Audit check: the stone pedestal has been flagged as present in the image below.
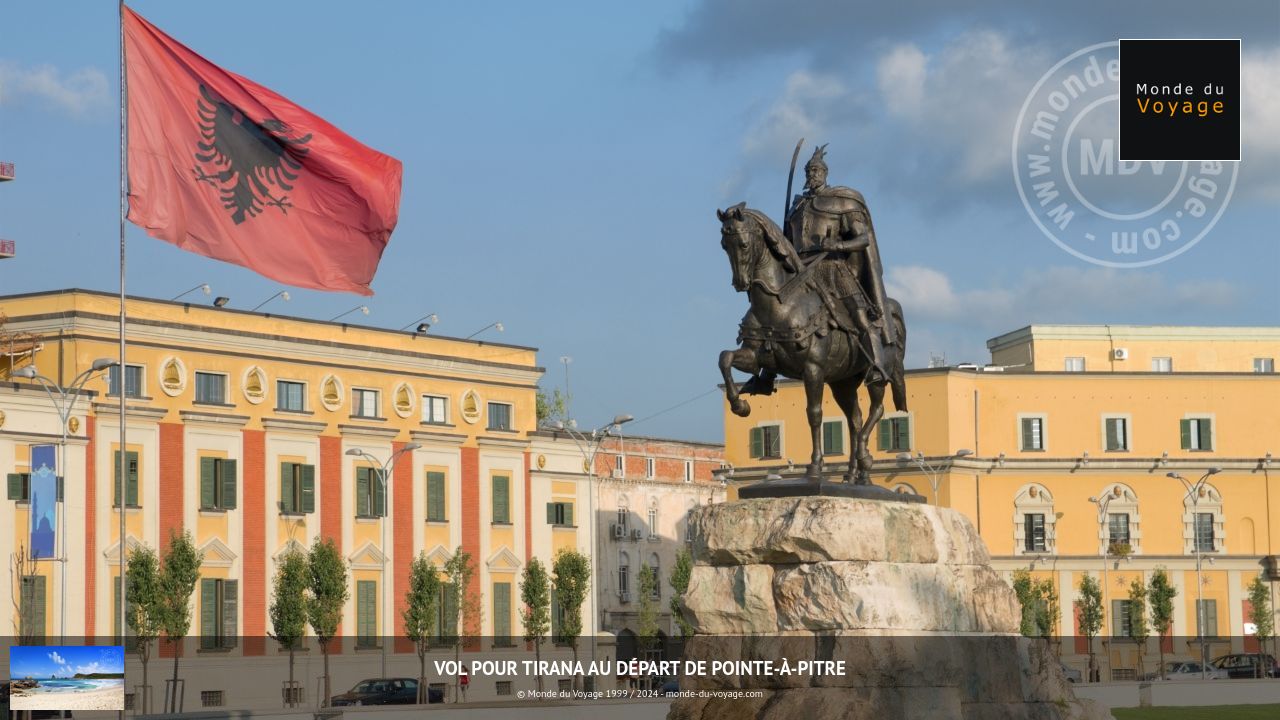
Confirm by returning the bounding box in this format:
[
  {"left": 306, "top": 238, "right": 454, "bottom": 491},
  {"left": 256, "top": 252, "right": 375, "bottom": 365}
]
[{"left": 668, "top": 497, "right": 1112, "bottom": 720}]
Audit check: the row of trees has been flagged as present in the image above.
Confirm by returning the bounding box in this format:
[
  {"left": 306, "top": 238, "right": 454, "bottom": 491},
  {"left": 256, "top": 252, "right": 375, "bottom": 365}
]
[
  {"left": 122, "top": 530, "right": 203, "bottom": 714},
  {"left": 1015, "top": 568, "right": 1275, "bottom": 682}
]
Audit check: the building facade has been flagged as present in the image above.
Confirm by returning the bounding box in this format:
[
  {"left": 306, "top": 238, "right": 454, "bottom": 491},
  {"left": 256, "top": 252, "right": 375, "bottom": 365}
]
[{"left": 724, "top": 325, "right": 1280, "bottom": 680}]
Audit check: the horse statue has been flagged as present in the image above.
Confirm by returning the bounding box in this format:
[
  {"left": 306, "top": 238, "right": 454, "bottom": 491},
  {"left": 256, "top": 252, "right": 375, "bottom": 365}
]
[{"left": 716, "top": 202, "right": 907, "bottom": 486}]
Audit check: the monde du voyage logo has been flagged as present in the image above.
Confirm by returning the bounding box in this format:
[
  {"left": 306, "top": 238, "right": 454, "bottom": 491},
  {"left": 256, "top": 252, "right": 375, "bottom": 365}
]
[{"left": 1012, "top": 41, "right": 1240, "bottom": 268}]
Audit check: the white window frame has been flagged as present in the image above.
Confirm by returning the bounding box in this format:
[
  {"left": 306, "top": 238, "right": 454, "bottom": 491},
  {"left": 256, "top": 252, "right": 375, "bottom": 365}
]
[
  {"left": 1017, "top": 413, "right": 1047, "bottom": 452},
  {"left": 1183, "top": 414, "right": 1216, "bottom": 452},
  {"left": 684, "top": 460, "right": 693, "bottom": 483},
  {"left": 647, "top": 507, "right": 658, "bottom": 539},
  {"left": 645, "top": 457, "right": 655, "bottom": 478},
  {"left": 1064, "top": 357, "right": 1086, "bottom": 372},
  {"left": 1101, "top": 414, "right": 1132, "bottom": 452},
  {"left": 753, "top": 423, "right": 783, "bottom": 459},
  {"left": 880, "top": 412, "right": 913, "bottom": 453},
  {"left": 193, "top": 371, "right": 228, "bottom": 404},
  {"left": 276, "top": 379, "right": 307, "bottom": 412},
  {"left": 108, "top": 363, "right": 146, "bottom": 398},
  {"left": 352, "top": 387, "right": 380, "bottom": 418},
  {"left": 1254, "top": 357, "right": 1274, "bottom": 373},
  {"left": 421, "top": 394, "right": 449, "bottom": 424},
  {"left": 487, "top": 401, "right": 513, "bottom": 431},
  {"left": 1151, "top": 356, "right": 1172, "bottom": 373},
  {"left": 1013, "top": 483, "right": 1056, "bottom": 556}
]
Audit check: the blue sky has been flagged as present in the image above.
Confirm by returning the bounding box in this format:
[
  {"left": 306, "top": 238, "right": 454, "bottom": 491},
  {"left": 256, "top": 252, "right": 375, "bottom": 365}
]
[
  {"left": 0, "top": 1, "right": 1276, "bottom": 442},
  {"left": 10, "top": 645, "right": 124, "bottom": 679}
]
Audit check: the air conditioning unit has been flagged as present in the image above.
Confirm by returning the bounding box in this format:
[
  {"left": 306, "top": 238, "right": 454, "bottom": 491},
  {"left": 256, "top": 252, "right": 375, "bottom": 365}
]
[
  {"left": 619, "top": 590, "right": 631, "bottom": 603},
  {"left": 631, "top": 529, "right": 643, "bottom": 541},
  {"left": 1112, "top": 348, "right": 1129, "bottom": 360},
  {"left": 1264, "top": 555, "right": 1280, "bottom": 581},
  {"left": 612, "top": 524, "right": 625, "bottom": 540},
  {"left": 612, "top": 469, "right": 626, "bottom": 479}
]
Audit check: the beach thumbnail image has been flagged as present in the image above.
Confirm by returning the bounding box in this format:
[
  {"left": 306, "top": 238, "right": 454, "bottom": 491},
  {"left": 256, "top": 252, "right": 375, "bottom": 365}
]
[{"left": 8, "top": 646, "right": 125, "bottom": 711}]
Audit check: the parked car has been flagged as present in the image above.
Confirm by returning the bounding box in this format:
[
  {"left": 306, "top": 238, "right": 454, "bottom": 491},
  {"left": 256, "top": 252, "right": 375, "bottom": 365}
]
[
  {"left": 1058, "top": 662, "right": 1082, "bottom": 683},
  {"left": 659, "top": 676, "right": 681, "bottom": 695},
  {"left": 329, "top": 678, "right": 442, "bottom": 706},
  {"left": 1143, "top": 661, "right": 1229, "bottom": 681},
  {"left": 1211, "top": 653, "right": 1280, "bottom": 679}
]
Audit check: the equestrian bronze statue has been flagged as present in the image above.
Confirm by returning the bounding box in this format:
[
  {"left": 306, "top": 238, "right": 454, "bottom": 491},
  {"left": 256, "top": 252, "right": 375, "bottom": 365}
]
[{"left": 718, "top": 144, "right": 910, "bottom": 496}]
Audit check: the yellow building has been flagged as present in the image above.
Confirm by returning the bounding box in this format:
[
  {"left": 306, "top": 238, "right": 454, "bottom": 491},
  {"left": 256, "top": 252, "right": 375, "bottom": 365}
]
[
  {"left": 0, "top": 288, "right": 599, "bottom": 704},
  {"left": 724, "top": 325, "right": 1280, "bottom": 679}
]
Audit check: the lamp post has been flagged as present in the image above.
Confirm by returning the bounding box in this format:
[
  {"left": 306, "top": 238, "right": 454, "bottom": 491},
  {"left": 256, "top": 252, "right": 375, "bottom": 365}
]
[
  {"left": 250, "top": 290, "right": 290, "bottom": 312},
  {"left": 895, "top": 449, "right": 973, "bottom": 504},
  {"left": 465, "top": 322, "right": 503, "bottom": 340},
  {"left": 541, "top": 413, "right": 633, "bottom": 689},
  {"left": 1167, "top": 467, "right": 1222, "bottom": 678},
  {"left": 170, "top": 283, "right": 210, "bottom": 302},
  {"left": 345, "top": 442, "right": 422, "bottom": 677},
  {"left": 1088, "top": 493, "right": 1115, "bottom": 683},
  {"left": 14, "top": 358, "right": 117, "bottom": 644}
]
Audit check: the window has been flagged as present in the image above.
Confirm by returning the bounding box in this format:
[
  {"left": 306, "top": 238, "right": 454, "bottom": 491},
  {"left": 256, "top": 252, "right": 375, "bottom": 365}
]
[
  {"left": 199, "top": 457, "right": 238, "bottom": 511},
  {"left": 684, "top": 460, "right": 693, "bottom": 482},
  {"left": 645, "top": 457, "right": 655, "bottom": 478},
  {"left": 1255, "top": 358, "right": 1274, "bottom": 373},
  {"left": 7, "top": 472, "right": 31, "bottom": 502},
  {"left": 648, "top": 507, "right": 658, "bottom": 539},
  {"left": 279, "top": 462, "right": 316, "bottom": 514},
  {"left": 558, "top": 679, "right": 572, "bottom": 692},
  {"left": 194, "top": 372, "right": 226, "bottom": 403},
  {"left": 618, "top": 564, "right": 630, "bottom": 599},
  {"left": 1104, "top": 417, "right": 1129, "bottom": 451},
  {"left": 200, "top": 691, "right": 225, "bottom": 707},
  {"left": 352, "top": 389, "right": 379, "bottom": 418},
  {"left": 822, "top": 420, "right": 844, "bottom": 455},
  {"left": 355, "top": 466, "right": 385, "bottom": 519},
  {"left": 107, "top": 364, "right": 143, "bottom": 398},
  {"left": 426, "top": 471, "right": 446, "bottom": 522},
  {"left": 487, "top": 402, "right": 512, "bottom": 431},
  {"left": 616, "top": 507, "right": 629, "bottom": 534},
  {"left": 1196, "top": 599, "right": 1218, "bottom": 637},
  {"left": 493, "top": 582, "right": 512, "bottom": 646},
  {"left": 1194, "top": 513, "right": 1215, "bottom": 552},
  {"left": 1108, "top": 513, "right": 1131, "bottom": 547},
  {"left": 199, "top": 578, "right": 237, "bottom": 649},
  {"left": 551, "top": 584, "right": 571, "bottom": 644},
  {"left": 1064, "top": 357, "right": 1085, "bottom": 372},
  {"left": 492, "top": 475, "right": 510, "bottom": 523},
  {"left": 1151, "top": 357, "right": 1172, "bottom": 373},
  {"left": 435, "top": 583, "right": 458, "bottom": 646},
  {"left": 649, "top": 559, "right": 661, "bottom": 600},
  {"left": 1020, "top": 417, "right": 1045, "bottom": 451},
  {"left": 1180, "top": 418, "right": 1213, "bottom": 451},
  {"left": 1111, "top": 599, "right": 1132, "bottom": 637},
  {"left": 749, "top": 425, "right": 782, "bottom": 459},
  {"left": 547, "top": 501, "right": 573, "bottom": 526},
  {"left": 113, "top": 450, "right": 140, "bottom": 508},
  {"left": 356, "top": 580, "right": 377, "bottom": 648},
  {"left": 877, "top": 416, "right": 911, "bottom": 452},
  {"left": 276, "top": 380, "right": 305, "bottom": 411},
  {"left": 496, "top": 681, "right": 513, "bottom": 696},
  {"left": 422, "top": 395, "right": 449, "bottom": 424},
  {"left": 615, "top": 454, "right": 624, "bottom": 474},
  {"left": 19, "top": 575, "right": 45, "bottom": 644},
  {"left": 1023, "top": 514, "right": 1046, "bottom": 552}
]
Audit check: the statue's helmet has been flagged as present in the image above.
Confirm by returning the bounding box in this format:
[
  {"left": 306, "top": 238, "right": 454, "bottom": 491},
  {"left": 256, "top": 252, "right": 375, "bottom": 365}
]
[{"left": 804, "top": 144, "right": 829, "bottom": 174}]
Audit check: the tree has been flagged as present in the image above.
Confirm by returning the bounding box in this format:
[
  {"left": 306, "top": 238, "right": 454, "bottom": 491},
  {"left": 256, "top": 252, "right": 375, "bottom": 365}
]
[
  {"left": 269, "top": 548, "right": 309, "bottom": 706},
  {"left": 10, "top": 544, "right": 40, "bottom": 645},
  {"left": 159, "top": 530, "right": 203, "bottom": 713},
  {"left": 126, "top": 544, "right": 164, "bottom": 713},
  {"left": 403, "top": 552, "right": 441, "bottom": 702},
  {"left": 637, "top": 565, "right": 660, "bottom": 663},
  {"left": 535, "top": 387, "right": 569, "bottom": 423},
  {"left": 520, "top": 557, "right": 551, "bottom": 693},
  {"left": 1078, "top": 574, "right": 1104, "bottom": 682},
  {"left": 306, "top": 537, "right": 349, "bottom": 707},
  {"left": 1147, "top": 567, "right": 1177, "bottom": 679},
  {"left": 669, "top": 548, "right": 695, "bottom": 637},
  {"left": 1247, "top": 575, "right": 1275, "bottom": 678},
  {"left": 1126, "top": 577, "right": 1149, "bottom": 679},
  {"left": 1012, "top": 569, "right": 1055, "bottom": 639},
  {"left": 442, "top": 546, "right": 481, "bottom": 701},
  {"left": 552, "top": 549, "right": 591, "bottom": 690}
]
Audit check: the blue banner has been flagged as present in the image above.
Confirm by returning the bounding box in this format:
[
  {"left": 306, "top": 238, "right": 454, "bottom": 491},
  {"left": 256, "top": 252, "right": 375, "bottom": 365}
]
[{"left": 29, "top": 445, "right": 56, "bottom": 560}]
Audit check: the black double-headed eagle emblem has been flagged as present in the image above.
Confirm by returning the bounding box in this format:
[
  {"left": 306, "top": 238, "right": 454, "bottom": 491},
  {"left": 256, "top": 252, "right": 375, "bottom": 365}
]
[{"left": 192, "top": 84, "right": 312, "bottom": 224}]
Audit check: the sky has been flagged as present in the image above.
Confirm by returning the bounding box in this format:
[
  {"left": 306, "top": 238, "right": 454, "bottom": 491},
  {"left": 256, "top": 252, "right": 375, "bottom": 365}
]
[
  {"left": 0, "top": 1, "right": 1276, "bottom": 443},
  {"left": 10, "top": 645, "right": 124, "bottom": 678}
]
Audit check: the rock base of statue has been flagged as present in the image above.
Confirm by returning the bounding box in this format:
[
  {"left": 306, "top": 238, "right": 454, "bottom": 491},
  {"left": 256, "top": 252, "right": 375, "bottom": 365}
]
[
  {"left": 667, "top": 496, "right": 1112, "bottom": 720},
  {"left": 737, "top": 477, "right": 925, "bottom": 503}
]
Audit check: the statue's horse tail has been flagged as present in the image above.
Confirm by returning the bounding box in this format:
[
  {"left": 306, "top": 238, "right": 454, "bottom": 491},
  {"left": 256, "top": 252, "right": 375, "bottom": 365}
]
[{"left": 888, "top": 298, "right": 908, "bottom": 413}]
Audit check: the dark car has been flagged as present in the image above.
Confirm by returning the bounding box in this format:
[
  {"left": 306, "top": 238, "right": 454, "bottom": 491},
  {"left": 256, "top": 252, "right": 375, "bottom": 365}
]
[
  {"left": 329, "top": 678, "right": 442, "bottom": 706},
  {"left": 1211, "top": 653, "right": 1279, "bottom": 679}
]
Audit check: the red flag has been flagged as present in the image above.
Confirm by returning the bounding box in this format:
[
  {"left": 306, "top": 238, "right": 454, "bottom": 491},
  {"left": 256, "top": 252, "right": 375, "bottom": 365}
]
[{"left": 123, "top": 6, "right": 402, "bottom": 296}]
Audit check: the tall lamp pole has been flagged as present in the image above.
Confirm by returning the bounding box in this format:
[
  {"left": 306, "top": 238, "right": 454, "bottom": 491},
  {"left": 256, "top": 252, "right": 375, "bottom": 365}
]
[
  {"left": 541, "top": 413, "right": 633, "bottom": 689},
  {"left": 895, "top": 449, "right": 973, "bottom": 504},
  {"left": 1088, "top": 493, "right": 1116, "bottom": 683},
  {"left": 14, "top": 358, "right": 117, "bottom": 644},
  {"left": 1167, "top": 467, "right": 1222, "bottom": 678},
  {"left": 346, "top": 442, "right": 422, "bottom": 678}
]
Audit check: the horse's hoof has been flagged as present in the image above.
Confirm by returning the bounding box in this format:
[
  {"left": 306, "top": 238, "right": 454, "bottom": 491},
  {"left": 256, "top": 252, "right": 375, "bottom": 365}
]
[
  {"left": 731, "top": 398, "right": 751, "bottom": 417},
  {"left": 855, "top": 471, "right": 872, "bottom": 486}
]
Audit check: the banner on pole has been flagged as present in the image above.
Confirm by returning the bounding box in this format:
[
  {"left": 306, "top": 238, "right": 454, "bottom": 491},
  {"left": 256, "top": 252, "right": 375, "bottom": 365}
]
[{"left": 30, "top": 444, "right": 57, "bottom": 560}]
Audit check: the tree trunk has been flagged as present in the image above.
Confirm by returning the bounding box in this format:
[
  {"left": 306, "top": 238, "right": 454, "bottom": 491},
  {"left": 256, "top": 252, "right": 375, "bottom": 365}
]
[
  {"left": 169, "top": 639, "right": 181, "bottom": 713},
  {"left": 321, "top": 639, "right": 331, "bottom": 707},
  {"left": 140, "top": 647, "right": 149, "bottom": 714},
  {"left": 571, "top": 640, "right": 580, "bottom": 691},
  {"left": 288, "top": 648, "right": 296, "bottom": 706},
  {"left": 1157, "top": 638, "right": 1165, "bottom": 680},
  {"left": 535, "top": 638, "right": 543, "bottom": 692},
  {"left": 455, "top": 643, "right": 461, "bottom": 702},
  {"left": 418, "top": 649, "right": 427, "bottom": 704}
]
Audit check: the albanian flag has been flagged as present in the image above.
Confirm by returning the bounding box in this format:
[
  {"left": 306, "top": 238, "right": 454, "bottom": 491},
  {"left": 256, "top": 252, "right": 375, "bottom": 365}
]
[{"left": 123, "top": 6, "right": 402, "bottom": 296}]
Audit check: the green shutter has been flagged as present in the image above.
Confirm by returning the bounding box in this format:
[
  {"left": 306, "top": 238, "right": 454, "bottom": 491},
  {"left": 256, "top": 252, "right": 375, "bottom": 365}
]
[
  {"left": 1198, "top": 419, "right": 1212, "bottom": 451},
  {"left": 877, "top": 420, "right": 890, "bottom": 451},
  {"left": 300, "top": 465, "right": 316, "bottom": 513},
  {"left": 371, "top": 469, "right": 386, "bottom": 518},
  {"left": 201, "top": 579, "right": 217, "bottom": 649},
  {"left": 427, "top": 472, "right": 445, "bottom": 521},
  {"left": 1021, "top": 419, "right": 1034, "bottom": 450},
  {"left": 493, "top": 475, "right": 509, "bottom": 523},
  {"left": 443, "top": 583, "right": 458, "bottom": 640},
  {"left": 564, "top": 502, "right": 574, "bottom": 527},
  {"left": 357, "top": 580, "right": 376, "bottom": 646},
  {"left": 221, "top": 580, "right": 238, "bottom": 648},
  {"left": 1180, "top": 419, "right": 1192, "bottom": 449},
  {"left": 547, "top": 502, "right": 555, "bottom": 525},
  {"left": 222, "top": 459, "right": 238, "bottom": 510},
  {"left": 114, "top": 451, "right": 122, "bottom": 506},
  {"left": 8, "top": 473, "right": 22, "bottom": 500},
  {"left": 894, "top": 418, "right": 910, "bottom": 451},
  {"left": 126, "top": 451, "right": 139, "bottom": 506},
  {"left": 1106, "top": 419, "right": 1119, "bottom": 451},
  {"left": 280, "top": 463, "right": 295, "bottom": 513},
  {"left": 749, "top": 427, "right": 763, "bottom": 459},
  {"left": 823, "top": 421, "right": 843, "bottom": 455},
  {"left": 56, "top": 476, "right": 63, "bottom": 502},
  {"left": 21, "top": 575, "right": 46, "bottom": 642},
  {"left": 356, "top": 467, "right": 370, "bottom": 517},
  {"left": 494, "top": 582, "right": 511, "bottom": 644},
  {"left": 200, "top": 458, "right": 217, "bottom": 509}
]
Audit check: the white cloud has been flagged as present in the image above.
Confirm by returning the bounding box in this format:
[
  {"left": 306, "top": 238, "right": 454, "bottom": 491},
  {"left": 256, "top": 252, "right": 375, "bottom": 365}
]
[
  {"left": 877, "top": 45, "right": 927, "bottom": 117},
  {"left": 48, "top": 651, "right": 65, "bottom": 665},
  {"left": 1241, "top": 48, "right": 1280, "bottom": 200},
  {"left": 75, "top": 661, "right": 111, "bottom": 675},
  {"left": 0, "top": 61, "right": 109, "bottom": 115}
]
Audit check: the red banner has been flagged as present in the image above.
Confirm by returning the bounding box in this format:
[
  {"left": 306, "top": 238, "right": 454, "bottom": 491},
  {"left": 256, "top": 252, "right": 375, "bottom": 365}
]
[{"left": 124, "top": 6, "right": 402, "bottom": 296}]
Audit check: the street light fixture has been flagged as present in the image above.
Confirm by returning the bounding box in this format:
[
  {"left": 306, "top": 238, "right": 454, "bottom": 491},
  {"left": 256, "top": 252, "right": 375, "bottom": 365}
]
[
  {"left": 399, "top": 314, "right": 439, "bottom": 333},
  {"left": 171, "top": 284, "right": 211, "bottom": 302},
  {"left": 213, "top": 296, "right": 231, "bottom": 308},
  {"left": 465, "top": 322, "right": 503, "bottom": 340},
  {"left": 345, "top": 442, "right": 422, "bottom": 677},
  {"left": 250, "top": 290, "right": 290, "bottom": 312},
  {"left": 1167, "top": 467, "right": 1221, "bottom": 678},
  {"left": 1088, "top": 494, "right": 1115, "bottom": 683},
  {"left": 894, "top": 449, "right": 972, "bottom": 505},
  {"left": 14, "top": 358, "right": 117, "bottom": 644},
  {"left": 330, "top": 305, "right": 370, "bottom": 323}
]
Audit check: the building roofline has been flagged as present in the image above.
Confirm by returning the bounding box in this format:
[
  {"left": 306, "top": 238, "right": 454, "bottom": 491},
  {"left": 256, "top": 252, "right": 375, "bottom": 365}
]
[
  {"left": 529, "top": 428, "right": 724, "bottom": 449},
  {"left": 987, "top": 323, "right": 1280, "bottom": 351},
  {"left": 723, "top": 366, "right": 1280, "bottom": 389}
]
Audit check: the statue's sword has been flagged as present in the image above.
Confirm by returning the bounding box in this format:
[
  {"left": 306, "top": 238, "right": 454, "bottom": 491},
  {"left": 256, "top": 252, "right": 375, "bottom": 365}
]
[{"left": 784, "top": 137, "right": 805, "bottom": 225}]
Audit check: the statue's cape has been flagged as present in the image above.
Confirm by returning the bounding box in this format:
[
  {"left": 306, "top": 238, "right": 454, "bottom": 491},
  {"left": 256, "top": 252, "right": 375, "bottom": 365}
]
[{"left": 810, "top": 186, "right": 867, "bottom": 215}]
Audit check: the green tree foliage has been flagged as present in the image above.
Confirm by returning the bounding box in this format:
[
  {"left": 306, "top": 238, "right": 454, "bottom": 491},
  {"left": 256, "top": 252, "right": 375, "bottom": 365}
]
[
  {"left": 269, "top": 547, "right": 309, "bottom": 704},
  {"left": 403, "top": 552, "right": 441, "bottom": 701},
  {"left": 1247, "top": 575, "right": 1275, "bottom": 676},
  {"left": 126, "top": 544, "right": 164, "bottom": 713},
  {"left": 1012, "top": 569, "right": 1056, "bottom": 639},
  {"left": 1147, "top": 567, "right": 1177, "bottom": 679},
  {"left": 552, "top": 549, "right": 591, "bottom": 689},
  {"left": 306, "top": 537, "right": 349, "bottom": 706},
  {"left": 1127, "top": 577, "right": 1150, "bottom": 679},
  {"left": 520, "top": 557, "right": 551, "bottom": 692},
  {"left": 637, "top": 565, "right": 660, "bottom": 659},
  {"left": 159, "top": 530, "right": 203, "bottom": 712},
  {"left": 669, "top": 548, "right": 695, "bottom": 637},
  {"left": 535, "top": 387, "right": 569, "bottom": 423},
  {"left": 1077, "top": 574, "right": 1104, "bottom": 682},
  {"left": 443, "top": 546, "right": 481, "bottom": 699}
]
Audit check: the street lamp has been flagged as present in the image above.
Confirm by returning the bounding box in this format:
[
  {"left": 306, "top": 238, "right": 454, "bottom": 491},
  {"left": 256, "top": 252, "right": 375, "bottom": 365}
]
[
  {"left": 250, "top": 290, "right": 290, "bottom": 312},
  {"left": 171, "top": 283, "right": 210, "bottom": 302},
  {"left": 1167, "top": 467, "right": 1222, "bottom": 677},
  {"left": 330, "top": 305, "right": 370, "bottom": 322},
  {"left": 540, "top": 412, "right": 633, "bottom": 689},
  {"left": 465, "top": 322, "right": 503, "bottom": 340},
  {"left": 14, "top": 358, "right": 117, "bottom": 643},
  {"left": 1087, "top": 494, "right": 1115, "bottom": 683},
  {"left": 399, "top": 314, "right": 439, "bottom": 333},
  {"left": 894, "top": 449, "right": 972, "bottom": 505},
  {"left": 345, "top": 442, "right": 422, "bottom": 677}
]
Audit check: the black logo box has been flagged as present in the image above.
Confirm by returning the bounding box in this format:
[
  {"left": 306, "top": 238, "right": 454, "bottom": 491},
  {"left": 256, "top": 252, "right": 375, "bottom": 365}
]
[{"left": 1119, "top": 39, "right": 1241, "bottom": 162}]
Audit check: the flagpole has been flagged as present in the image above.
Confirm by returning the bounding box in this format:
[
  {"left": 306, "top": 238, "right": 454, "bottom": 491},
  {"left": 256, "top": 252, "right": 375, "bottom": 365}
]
[{"left": 118, "top": 5, "right": 129, "bottom": 718}]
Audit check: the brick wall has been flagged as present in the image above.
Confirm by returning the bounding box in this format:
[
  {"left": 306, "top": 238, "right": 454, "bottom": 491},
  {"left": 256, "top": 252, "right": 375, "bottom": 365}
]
[
  {"left": 242, "top": 429, "right": 266, "bottom": 655},
  {"left": 392, "top": 441, "right": 414, "bottom": 653},
  {"left": 158, "top": 423, "right": 184, "bottom": 550},
  {"left": 460, "top": 446, "right": 480, "bottom": 650},
  {"left": 319, "top": 434, "right": 343, "bottom": 650}
]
